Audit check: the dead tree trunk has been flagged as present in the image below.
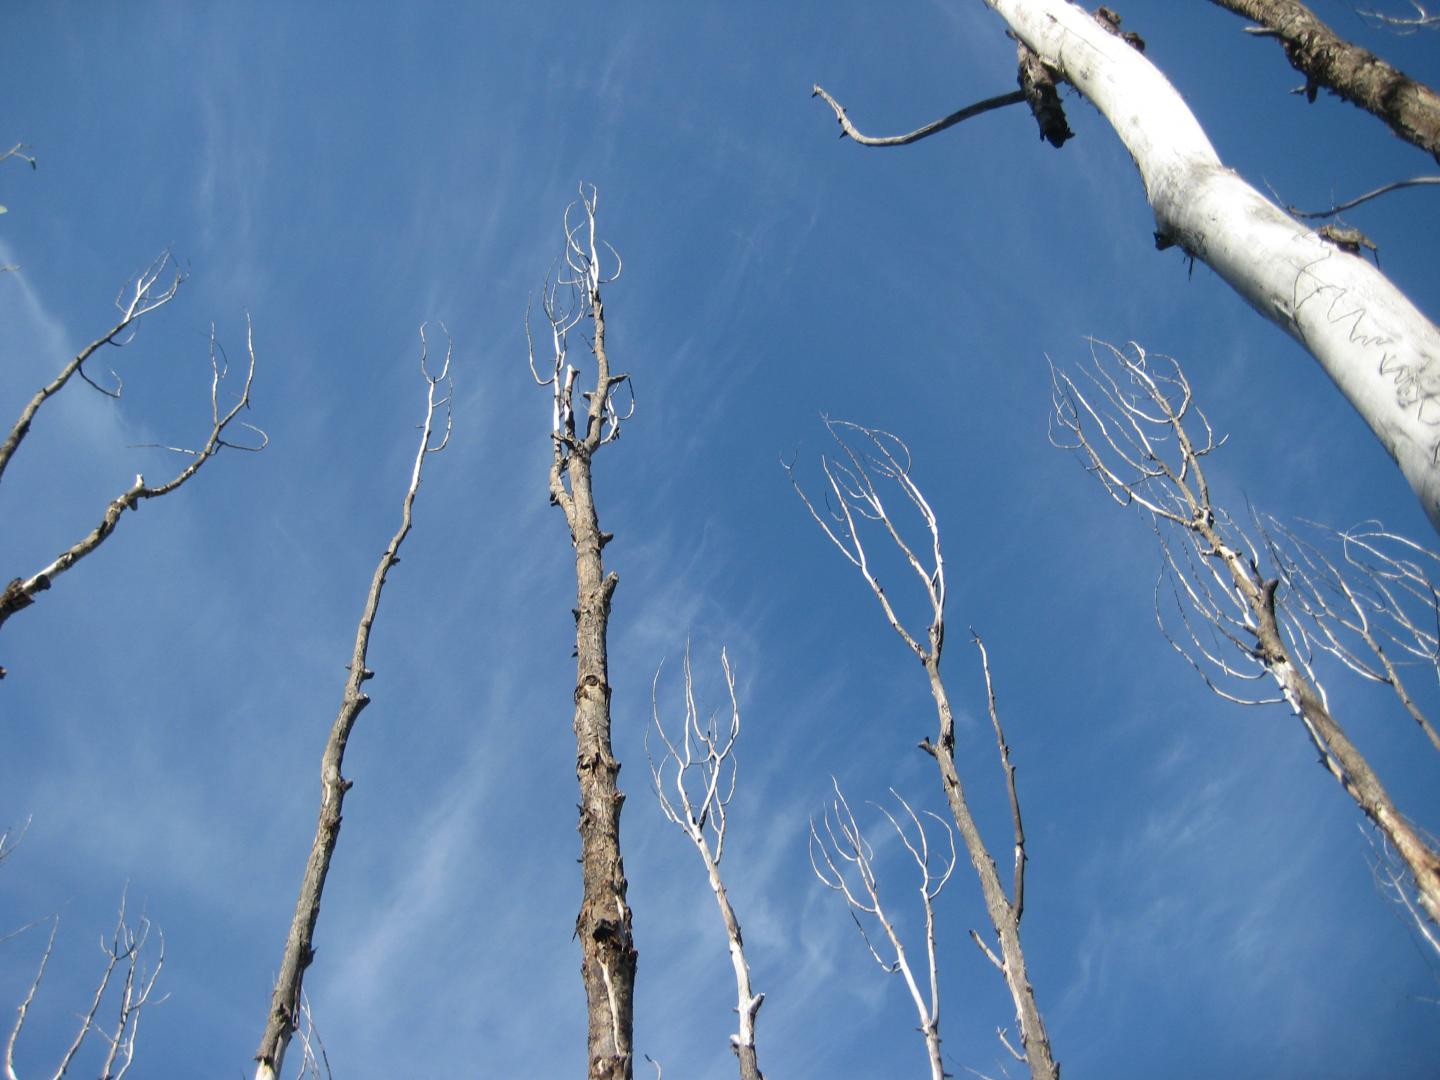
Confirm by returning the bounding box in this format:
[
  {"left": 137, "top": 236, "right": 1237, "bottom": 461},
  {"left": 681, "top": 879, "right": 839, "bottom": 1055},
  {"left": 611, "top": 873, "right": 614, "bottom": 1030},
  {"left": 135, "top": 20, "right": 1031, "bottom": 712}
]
[
  {"left": 253, "top": 336, "right": 452, "bottom": 1080},
  {"left": 530, "top": 186, "right": 637, "bottom": 1080},
  {"left": 1208, "top": 0, "right": 1440, "bottom": 163}
]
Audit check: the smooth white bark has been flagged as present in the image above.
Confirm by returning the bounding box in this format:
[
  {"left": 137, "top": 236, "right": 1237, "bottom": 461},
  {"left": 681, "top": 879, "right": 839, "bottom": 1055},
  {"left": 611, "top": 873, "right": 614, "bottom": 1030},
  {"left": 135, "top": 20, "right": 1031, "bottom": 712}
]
[{"left": 984, "top": 0, "right": 1440, "bottom": 529}]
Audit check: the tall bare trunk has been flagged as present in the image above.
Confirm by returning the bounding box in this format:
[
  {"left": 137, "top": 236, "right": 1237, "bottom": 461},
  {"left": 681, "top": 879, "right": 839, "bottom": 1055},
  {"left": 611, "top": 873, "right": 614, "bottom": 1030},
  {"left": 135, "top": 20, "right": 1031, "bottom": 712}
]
[
  {"left": 532, "top": 188, "right": 637, "bottom": 1080},
  {"left": 254, "top": 341, "right": 451, "bottom": 1080}
]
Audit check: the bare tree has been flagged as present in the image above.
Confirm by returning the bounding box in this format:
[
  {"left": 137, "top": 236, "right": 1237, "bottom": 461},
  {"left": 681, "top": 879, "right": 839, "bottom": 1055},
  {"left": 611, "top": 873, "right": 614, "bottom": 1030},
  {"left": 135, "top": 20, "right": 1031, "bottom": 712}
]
[
  {"left": 5, "top": 892, "right": 165, "bottom": 1080},
  {"left": 813, "top": 4, "right": 1440, "bottom": 533},
  {"left": 787, "top": 421, "right": 1057, "bottom": 1079},
  {"left": 1050, "top": 340, "right": 1440, "bottom": 933},
  {"left": 253, "top": 333, "right": 452, "bottom": 1080},
  {"left": 529, "top": 185, "right": 637, "bottom": 1080},
  {"left": 1208, "top": 0, "right": 1440, "bottom": 162},
  {"left": 810, "top": 780, "right": 957, "bottom": 1080},
  {"left": 647, "top": 648, "right": 765, "bottom": 1080},
  {"left": 0, "top": 260, "right": 266, "bottom": 666}
]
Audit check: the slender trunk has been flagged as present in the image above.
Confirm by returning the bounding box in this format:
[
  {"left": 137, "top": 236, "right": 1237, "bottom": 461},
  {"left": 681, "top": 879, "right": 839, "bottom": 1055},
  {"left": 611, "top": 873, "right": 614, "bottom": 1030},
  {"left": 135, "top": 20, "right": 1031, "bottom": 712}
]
[
  {"left": 981, "top": 0, "right": 1440, "bottom": 532},
  {"left": 565, "top": 451, "right": 635, "bottom": 1080},
  {"left": 1208, "top": 0, "right": 1440, "bottom": 163},
  {"left": 698, "top": 846, "right": 763, "bottom": 1080},
  {"left": 254, "top": 351, "right": 449, "bottom": 1080},
  {"left": 923, "top": 658, "right": 1057, "bottom": 1080}
]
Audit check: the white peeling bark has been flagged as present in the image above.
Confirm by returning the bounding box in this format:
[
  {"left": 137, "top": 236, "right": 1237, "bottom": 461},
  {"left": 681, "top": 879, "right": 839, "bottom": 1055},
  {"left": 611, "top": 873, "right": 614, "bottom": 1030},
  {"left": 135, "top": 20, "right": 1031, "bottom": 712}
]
[{"left": 983, "top": 0, "right": 1440, "bottom": 530}]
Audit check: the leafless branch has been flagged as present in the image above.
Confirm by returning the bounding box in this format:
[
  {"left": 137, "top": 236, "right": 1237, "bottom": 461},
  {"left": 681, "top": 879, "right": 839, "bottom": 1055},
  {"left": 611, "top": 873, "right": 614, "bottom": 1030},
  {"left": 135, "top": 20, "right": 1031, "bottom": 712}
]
[
  {"left": 1360, "top": 825, "right": 1440, "bottom": 959},
  {"left": 287, "top": 996, "right": 333, "bottom": 1080},
  {"left": 254, "top": 331, "right": 452, "bottom": 1080},
  {"left": 0, "top": 819, "right": 29, "bottom": 868},
  {"left": 0, "top": 144, "right": 36, "bottom": 170},
  {"left": 1263, "top": 517, "right": 1440, "bottom": 753},
  {"left": 810, "top": 780, "right": 954, "bottom": 1080},
  {"left": 1053, "top": 339, "right": 1440, "bottom": 929},
  {"left": 1282, "top": 175, "right": 1440, "bottom": 219},
  {"left": 0, "top": 253, "right": 183, "bottom": 488},
  {"left": 973, "top": 632, "right": 1028, "bottom": 924},
  {"left": 0, "top": 316, "right": 263, "bottom": 644},
  {"left": 5, "top": 891, "right": 164, "bottom": 1080},
  {"left": 811, "top": 84, "right": 1026, "bottom": 147},
  {"left": 648, "top": 646, "right": 764, "bottom": 1080},
  {"left": 1356, "top": 1, "right": 1440, "bottom": 31}
]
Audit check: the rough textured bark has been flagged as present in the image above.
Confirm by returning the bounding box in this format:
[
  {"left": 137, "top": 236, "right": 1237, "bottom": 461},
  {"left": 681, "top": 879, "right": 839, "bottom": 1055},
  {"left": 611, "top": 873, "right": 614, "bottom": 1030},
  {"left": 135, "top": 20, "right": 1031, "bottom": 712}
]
[
  {"left": 920, "top": 659, "right": 1055, "bottom": 1080},
  {"left": 1016, "top": 42, "right": 1074, "bottom": 148},
  {"left": 532, "top": 188, "right": 636, "bottom": 1080},
  {"left": 1209, "top": 0, "right": 1440, "bottom": 163},
  {"left": 254, "top": 339, "right": 451, "bottom": 1080},
  {"left": 978, "top": 0, "right": 1440, "bottom": 532}
]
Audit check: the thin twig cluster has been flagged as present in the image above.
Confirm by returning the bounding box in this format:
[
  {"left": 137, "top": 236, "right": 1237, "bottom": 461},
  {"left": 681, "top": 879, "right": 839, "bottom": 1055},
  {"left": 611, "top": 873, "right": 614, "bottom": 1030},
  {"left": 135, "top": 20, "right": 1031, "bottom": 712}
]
[{"left": 1052, "top": 340, "right": 1440, "bottom": 940}]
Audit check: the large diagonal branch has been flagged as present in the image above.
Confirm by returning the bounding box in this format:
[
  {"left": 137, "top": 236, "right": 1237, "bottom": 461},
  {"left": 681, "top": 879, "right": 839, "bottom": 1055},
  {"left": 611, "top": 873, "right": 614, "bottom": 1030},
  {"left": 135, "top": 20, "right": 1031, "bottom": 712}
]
[
  {"left": 254, "top": 333, "right": 452, "bottom": 1080},
  {"left": 972, "top": 0, "right": 1440, "bottom": 532},
  {"left": 1209, "top": 0, "right": 1440, "bottom": 163}
]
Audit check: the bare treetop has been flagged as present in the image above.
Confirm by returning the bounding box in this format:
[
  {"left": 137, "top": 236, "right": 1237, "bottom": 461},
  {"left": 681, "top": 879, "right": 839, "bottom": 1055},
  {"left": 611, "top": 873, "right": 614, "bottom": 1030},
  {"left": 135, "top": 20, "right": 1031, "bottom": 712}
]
[
  {"left": 528, "top": 184, "right": 633, "bottom": 461},
  {"left": 648, "top": 648, "right": 766, "bottom": 1080},
  {"left": 785, "top": 419, "right": 945, "bottom": 663},
  {"left": 810, "top": 780, "right": 956, "bottom": 1080},
  {"left": 1053, "top": 339, "right": 1440, "bottom": 937}
]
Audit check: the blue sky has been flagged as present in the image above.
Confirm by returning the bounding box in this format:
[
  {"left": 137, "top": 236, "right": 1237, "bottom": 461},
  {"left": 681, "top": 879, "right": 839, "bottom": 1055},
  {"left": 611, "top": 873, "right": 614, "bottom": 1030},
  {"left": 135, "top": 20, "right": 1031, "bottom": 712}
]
[{"left": 2, "top": 2, "right": 1439, "bottom": 1077}]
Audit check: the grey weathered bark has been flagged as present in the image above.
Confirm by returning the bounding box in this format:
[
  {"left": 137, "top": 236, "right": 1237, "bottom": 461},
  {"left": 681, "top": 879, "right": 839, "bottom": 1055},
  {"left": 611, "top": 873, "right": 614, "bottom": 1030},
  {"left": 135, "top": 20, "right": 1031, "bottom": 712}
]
[
  {"left": 0, "top": 317, "right": 265, "bottom": 651},
  {"left": 529, "top": 186, "right": 637, "bottom": 1080},
  {"left": 1051, "top": 341, "right": 1440, "bottom": 930},
  {"left": 253, "top": 335, "right": 452, "bottom": 1080},
  {"left": 648, "top": 649, "right": 764, "bottom": 1080},
  {"left": 817, "top": 3, "right": 1440, "bottom": 533},
  {"left": 1209, "top": 0, "right": 1440, "bottom": 163},
  {"left": 788, "top": 422, "right": 1058, "bottom": 1080}
]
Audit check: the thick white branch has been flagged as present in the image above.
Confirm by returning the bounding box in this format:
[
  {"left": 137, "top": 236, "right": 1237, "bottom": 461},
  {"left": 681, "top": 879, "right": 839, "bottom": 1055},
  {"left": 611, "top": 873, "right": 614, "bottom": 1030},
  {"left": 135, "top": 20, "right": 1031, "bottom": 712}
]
[{"left": 985, "top": 0, "right": 1440, "bottom": 530}]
